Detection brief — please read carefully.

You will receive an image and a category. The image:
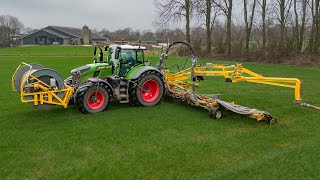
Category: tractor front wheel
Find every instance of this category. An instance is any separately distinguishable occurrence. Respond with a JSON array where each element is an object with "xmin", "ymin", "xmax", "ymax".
[
  {"xmin": 130, "ymin": 72, "xmax": 164, "ymax": 106},
  {"xmin": 76, "ymin": 85, "xmax": 110, "ymax": 114}
]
